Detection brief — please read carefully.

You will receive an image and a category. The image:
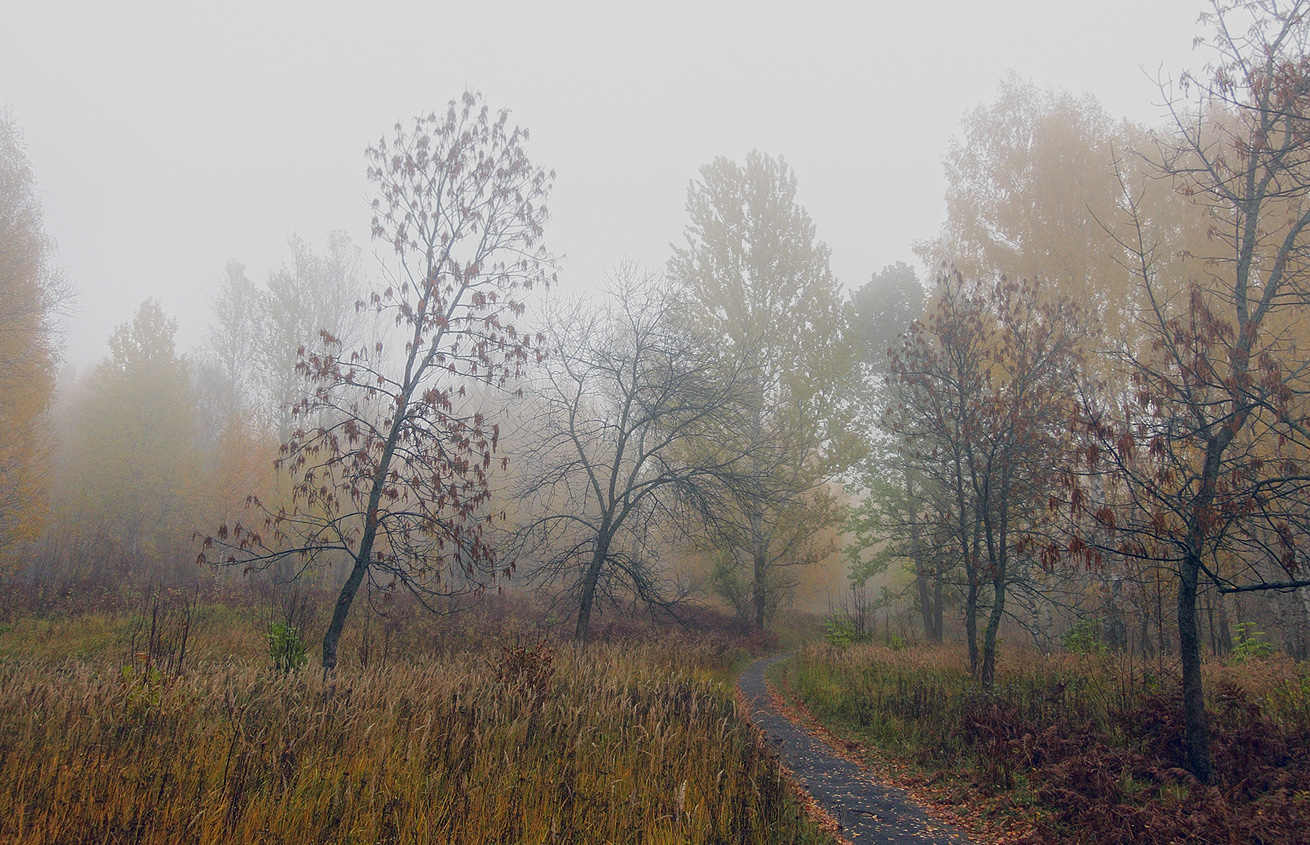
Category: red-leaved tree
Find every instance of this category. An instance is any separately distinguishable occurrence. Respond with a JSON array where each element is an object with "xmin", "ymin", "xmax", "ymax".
[
  {"xmin": 888, "ymin": 272, "xmax": 1084, "ymax": 690},
  {"xmin": 1071, "ymin": 0, "xmax": 1310, "ymax": 782},
  {"xmin": 201, "ymin": 91, "xmax": 555, "ymax": 671}
]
